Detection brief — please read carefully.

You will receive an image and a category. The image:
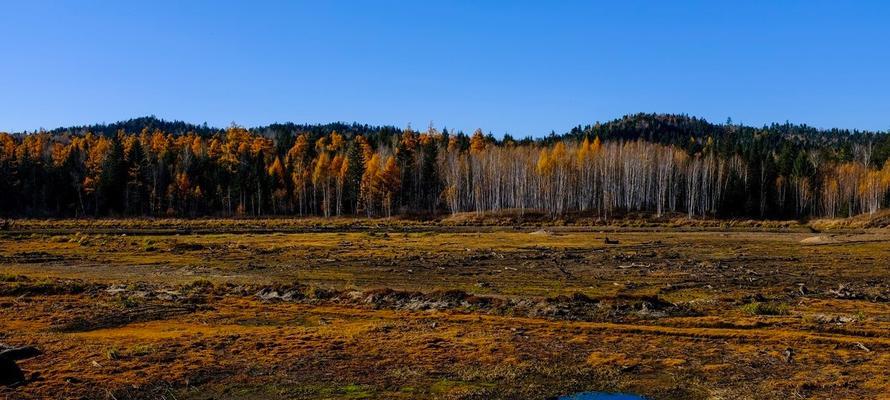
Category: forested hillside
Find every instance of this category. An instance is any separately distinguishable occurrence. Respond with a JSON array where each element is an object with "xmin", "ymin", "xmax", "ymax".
[{"xmin": 2, "ymin": 113, "xmax": 889, "ymax": 219}]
